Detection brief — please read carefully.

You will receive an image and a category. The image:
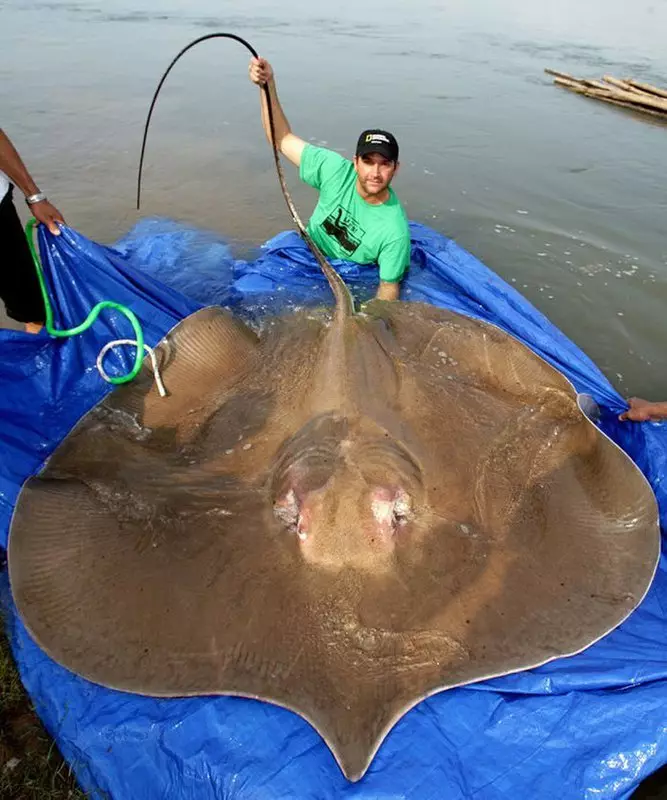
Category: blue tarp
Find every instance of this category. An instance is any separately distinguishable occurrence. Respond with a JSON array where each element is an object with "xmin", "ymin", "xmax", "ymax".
[{"xmin": 1, "ymin": 219, "xmax": 666, "ymax": 799}]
